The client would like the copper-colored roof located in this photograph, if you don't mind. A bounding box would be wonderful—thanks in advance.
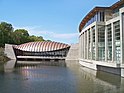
[14,41,70,52]
[79,0,124,32]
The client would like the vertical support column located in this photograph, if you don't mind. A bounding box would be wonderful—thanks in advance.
[112,23,115,62]
[82,34,84,59]
[81,34,82,58]
[95,25,98,61]
[120,11,124,65]
[80,35,82,58]
[84,32,86,59]
[91,27,93,60]
[105,26,108,62]
[79,36,81,58]
[80,35,82,59]
[82,33,84,59]
[87,30,89,59]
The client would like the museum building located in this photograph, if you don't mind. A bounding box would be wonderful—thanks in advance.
[79,0,124,77]
[13,41,70,60]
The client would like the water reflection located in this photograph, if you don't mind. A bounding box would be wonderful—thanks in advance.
[79,67,121,93]
[16,60,66,67]
[66,60,124,93]
[4,60,16,72]
[0,60,123,93]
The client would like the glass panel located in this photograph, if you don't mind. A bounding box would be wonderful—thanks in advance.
[92,26,95,60]
[88,29,91,59]
[107,24,112,61]
[98,26,105,61]
[114,21,120,63]
[85,31,87,59]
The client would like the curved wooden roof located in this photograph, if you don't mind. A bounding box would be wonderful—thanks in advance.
[14,41,70,52]
[79,0,124,32]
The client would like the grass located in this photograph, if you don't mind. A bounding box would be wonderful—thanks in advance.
[0,48,9,62]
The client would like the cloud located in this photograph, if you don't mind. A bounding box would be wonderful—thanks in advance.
[14,26,78,44]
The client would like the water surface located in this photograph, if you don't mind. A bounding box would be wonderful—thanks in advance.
[0,60,124,93]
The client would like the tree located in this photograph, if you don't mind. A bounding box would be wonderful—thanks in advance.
[12,29,45,44]
[0,22,14,47]
[0,21,46,47]
[13,29,29,44]
[28,35,44,42]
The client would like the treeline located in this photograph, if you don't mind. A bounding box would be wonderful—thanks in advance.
[0,22,45,47]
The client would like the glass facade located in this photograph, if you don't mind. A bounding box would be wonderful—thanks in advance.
[92,26,95,60]
[84,11,105,29]
[14,48,70,58]
[114,21,120,63]
[88,29,91,59]
[13,41,70,59]
[112,4,124,18]
[98,26,105,61]
[122,13,124,64]
[80,20,121,62]
[107,24,112,61]
[85,32,87,59]
[79,1,124,76]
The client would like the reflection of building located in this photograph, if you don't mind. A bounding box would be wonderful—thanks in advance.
[79,0,124,77]
[79,67,121,93]
[5,41,70,60]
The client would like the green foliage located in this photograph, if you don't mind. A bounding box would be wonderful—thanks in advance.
[0,22,46,47]
[0,22,14,47]
[13,29,30,44]
[28,35,44,42]
[46,40,51,42]
[0,47,10,62]
[0,47,4,56]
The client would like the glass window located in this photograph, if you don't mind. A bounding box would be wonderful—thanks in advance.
[113,21,120,63]
[85,31,87,59]
[98,26,105,61]
[107,24,112,61]
[88,29,91,59]
[92,26,95,60]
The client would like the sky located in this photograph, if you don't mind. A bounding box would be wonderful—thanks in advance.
[0,0,118,44]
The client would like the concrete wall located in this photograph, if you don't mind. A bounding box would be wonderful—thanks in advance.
[121,69,124,77]
[66,43,79,60]
[97,65,121,75]
[4,44,16,60]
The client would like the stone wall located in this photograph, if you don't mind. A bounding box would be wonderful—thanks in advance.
[4,44,16,60]
[66,43,79,60]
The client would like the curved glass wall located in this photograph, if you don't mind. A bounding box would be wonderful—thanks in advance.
[14,48,70,58]
[83,11,105,29]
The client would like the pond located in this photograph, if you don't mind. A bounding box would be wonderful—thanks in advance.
[0,60,124,93]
